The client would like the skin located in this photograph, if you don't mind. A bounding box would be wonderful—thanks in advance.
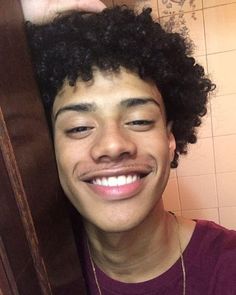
[53,68,196,282]
[20,0,106,23]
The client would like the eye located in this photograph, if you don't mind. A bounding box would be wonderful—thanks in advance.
[127,120,154,126]
[126,120,155,131]
[65,126,94,138]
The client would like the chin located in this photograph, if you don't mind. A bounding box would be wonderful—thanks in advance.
[99,223,137,234]
[88,211,150,234]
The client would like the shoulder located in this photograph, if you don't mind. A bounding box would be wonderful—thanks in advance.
[184,220,236,293]
[195,221,236,294]
[196,220,236,247]
[192,220,236,272]
[184,219,236,267]
[191,220,236,257]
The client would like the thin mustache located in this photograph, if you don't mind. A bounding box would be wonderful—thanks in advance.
[77,163,154,179]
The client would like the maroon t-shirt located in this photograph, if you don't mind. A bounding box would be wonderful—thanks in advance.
[81,220,236,294]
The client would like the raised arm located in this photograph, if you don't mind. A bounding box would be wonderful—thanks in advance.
[20,0,106,23]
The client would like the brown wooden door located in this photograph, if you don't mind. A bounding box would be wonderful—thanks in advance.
[0,0,86,294]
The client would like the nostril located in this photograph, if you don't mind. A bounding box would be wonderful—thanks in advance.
[119,151,132,158]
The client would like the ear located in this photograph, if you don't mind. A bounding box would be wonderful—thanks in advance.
[166,122,176,162]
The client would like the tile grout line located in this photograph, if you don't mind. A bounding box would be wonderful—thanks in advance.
[156,0,161,20]
[175,171,183,216]
[201,2,221,225]
[207,48,236,56]
[177,170,236,178]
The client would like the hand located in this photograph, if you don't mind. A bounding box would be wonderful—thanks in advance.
[20,0,106,23]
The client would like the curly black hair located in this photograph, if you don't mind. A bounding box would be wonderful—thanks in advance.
[27,6,215,168]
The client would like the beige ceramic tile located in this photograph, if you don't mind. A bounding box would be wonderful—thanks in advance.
[204,4,236,54]
[198,113,212,138]
[195,55,207,71]
[158,0,202,17]
[169,168,177,179]
[193,55,213,139]
[198,104,213,139]
[184,10,206,56]
[160,10,205,56]
[217,172,236,206]
[211,93,236,136]
[214,134,236,173]
[192,57,212,139]
[219,206,236,230]
[207,50,236,96]
[178,174,218,210]
[181,208,219,223]
[203,0,236,8]
[163,178,181,211]
[177,138,215,177]
[147,0,159,19]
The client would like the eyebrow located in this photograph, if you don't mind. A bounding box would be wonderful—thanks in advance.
[54,97,160,122]
[120,98,160,109]
[54,103,97,121]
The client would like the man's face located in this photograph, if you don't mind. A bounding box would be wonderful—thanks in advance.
[53,68,176,232]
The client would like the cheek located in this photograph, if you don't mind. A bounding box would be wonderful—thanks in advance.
[54,143,81,197]
[54,139,75,170]
[55,139,92,180]
[137,132,170,155]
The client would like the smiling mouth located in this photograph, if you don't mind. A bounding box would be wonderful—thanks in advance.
[82,171,150,200]
[85,172,148,187]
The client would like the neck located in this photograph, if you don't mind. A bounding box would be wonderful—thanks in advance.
[84,205,181,283]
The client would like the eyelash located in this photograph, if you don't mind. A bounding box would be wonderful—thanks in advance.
[65,126,94,134]
[126,120,155,126]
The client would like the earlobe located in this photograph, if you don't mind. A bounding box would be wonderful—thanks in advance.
[167,122,176,161]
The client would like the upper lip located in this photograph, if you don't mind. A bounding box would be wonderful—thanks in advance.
[79,165,153,182]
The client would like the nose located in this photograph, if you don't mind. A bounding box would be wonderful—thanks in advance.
[90,123,137,162]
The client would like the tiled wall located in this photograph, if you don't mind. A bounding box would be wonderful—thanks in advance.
[104,0,236,229]
[159,0,236,230]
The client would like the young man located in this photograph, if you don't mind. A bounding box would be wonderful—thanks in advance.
[27,5,236,295]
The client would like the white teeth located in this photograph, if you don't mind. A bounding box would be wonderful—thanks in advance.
[93,175,139,186]
[126,175,133,184]
[101,177,108,186]
[108,177,117,186]
[132,175,138,182]
[117,176,126,186]
[96,178,102,185]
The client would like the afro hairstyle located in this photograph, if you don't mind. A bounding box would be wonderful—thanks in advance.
[26,6,215,168]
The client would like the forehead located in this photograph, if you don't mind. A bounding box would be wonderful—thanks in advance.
[53,68,165,117]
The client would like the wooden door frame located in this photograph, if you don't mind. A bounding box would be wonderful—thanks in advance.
[0,1,86,293]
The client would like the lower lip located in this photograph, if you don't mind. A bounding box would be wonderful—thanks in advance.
[88,178,145,200]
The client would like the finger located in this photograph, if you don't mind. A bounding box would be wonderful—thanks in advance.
[56,0,106,13]
[78,0,107,12]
